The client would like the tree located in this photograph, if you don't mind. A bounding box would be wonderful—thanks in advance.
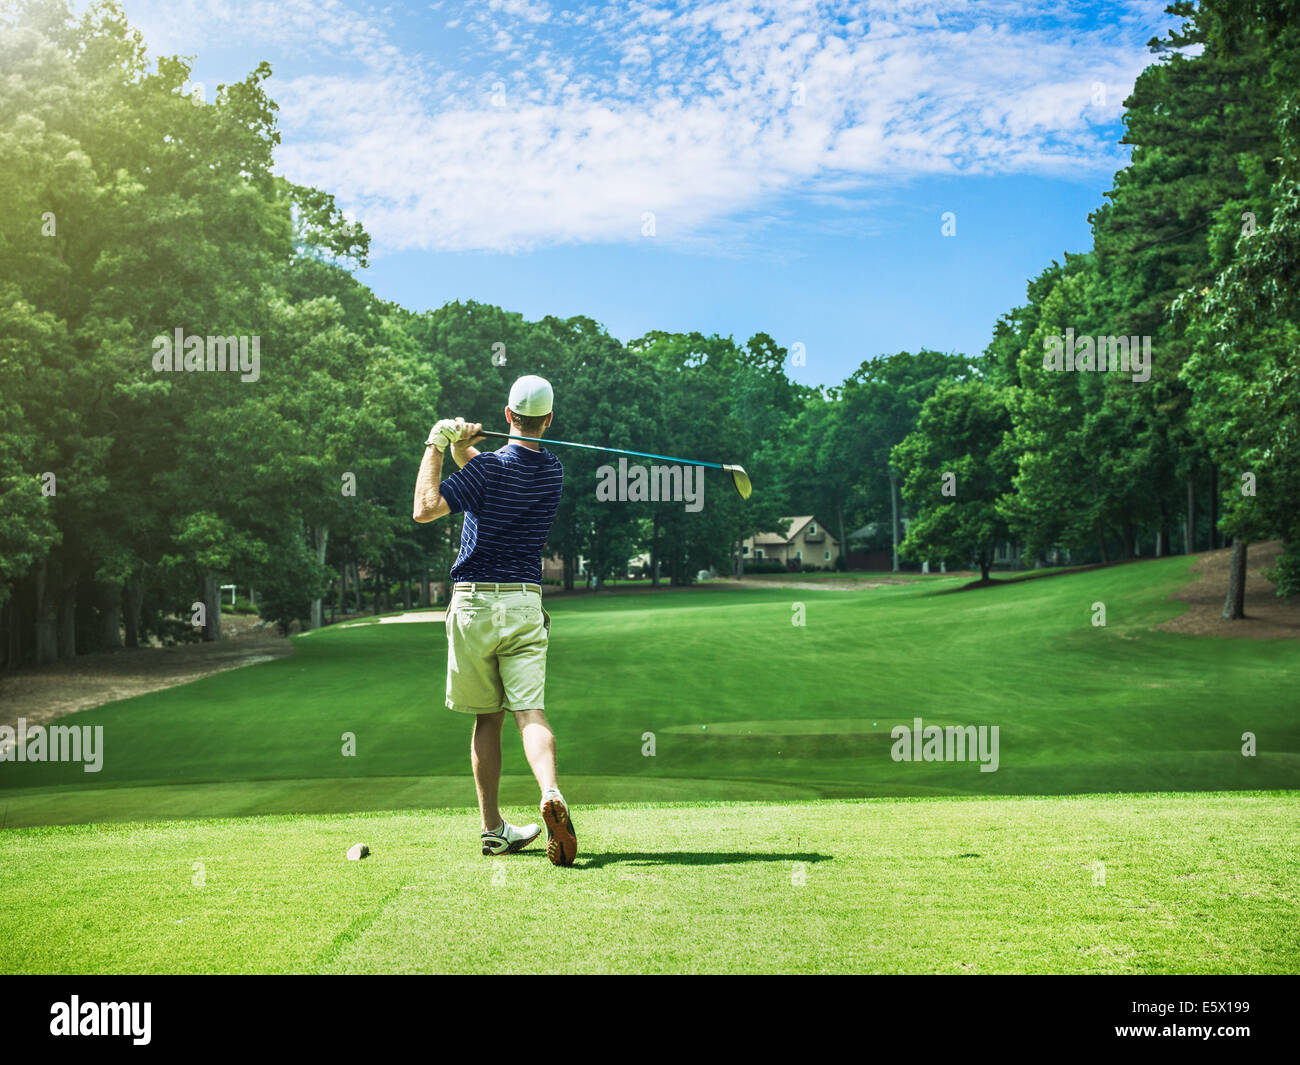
[893,381,1017,583]
[1176,90,1300,600]
[847,351,974,571]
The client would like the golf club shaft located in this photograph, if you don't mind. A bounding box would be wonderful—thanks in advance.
[477,430,730,471]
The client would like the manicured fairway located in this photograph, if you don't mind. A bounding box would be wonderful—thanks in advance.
[2,555,1298,826]
[1,792,1295,974]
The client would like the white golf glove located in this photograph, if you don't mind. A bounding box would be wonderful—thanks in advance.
[427,417,465,451]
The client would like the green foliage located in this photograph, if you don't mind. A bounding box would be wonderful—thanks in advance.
[967,0,1300,577]
[255,528,330,635]
[894,380,1016,578]
[1175,90,1300,593]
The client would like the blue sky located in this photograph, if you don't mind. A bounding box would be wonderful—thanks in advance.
[118,0,1175,386]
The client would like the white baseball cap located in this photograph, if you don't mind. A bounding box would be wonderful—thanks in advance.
[508,374,553,417]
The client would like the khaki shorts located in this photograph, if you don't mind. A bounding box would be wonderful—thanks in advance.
[445,583,551,714]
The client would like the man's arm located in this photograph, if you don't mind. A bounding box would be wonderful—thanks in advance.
[413,440,451,523]
[414,420,487,522]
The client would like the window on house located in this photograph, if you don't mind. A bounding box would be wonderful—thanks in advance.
[825,551,830,560]
[756,549,764,559]
[808,523,816,535]
[795,550,802,560]
[742,545,750,555]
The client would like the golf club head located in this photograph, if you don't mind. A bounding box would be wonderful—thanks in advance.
[724,464,752,499]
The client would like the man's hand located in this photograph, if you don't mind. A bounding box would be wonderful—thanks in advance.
[453,421,484,448]
[427,417,465,452]
[450,421,484,468]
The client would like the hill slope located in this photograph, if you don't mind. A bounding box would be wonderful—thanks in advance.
[2,556,1297,827]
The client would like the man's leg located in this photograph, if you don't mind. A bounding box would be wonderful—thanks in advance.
[472,710,505,830]
[515,708,576,866]
[513,708,557,792]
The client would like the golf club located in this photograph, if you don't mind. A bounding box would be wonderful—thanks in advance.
[477,430,752,499]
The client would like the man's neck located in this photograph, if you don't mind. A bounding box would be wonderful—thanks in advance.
[511,431,543,452]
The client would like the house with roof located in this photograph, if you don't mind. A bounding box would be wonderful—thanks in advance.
[740,516,840,570]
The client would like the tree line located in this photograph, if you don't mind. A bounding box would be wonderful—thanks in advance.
[777,0,1300,605]
[3,0,1297,669]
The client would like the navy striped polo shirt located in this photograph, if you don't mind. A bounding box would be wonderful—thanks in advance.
[438,443,564,583]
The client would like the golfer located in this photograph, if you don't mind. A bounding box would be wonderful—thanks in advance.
[412,375,576,866]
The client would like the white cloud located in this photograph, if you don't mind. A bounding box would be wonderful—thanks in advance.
[118,0,1173,253]
[488,0,552,23]
[120,0,411,76]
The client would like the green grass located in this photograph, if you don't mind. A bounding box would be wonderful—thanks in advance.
[2,791,1294,974]
[3,553,1298,827]
[2,554,1296,974]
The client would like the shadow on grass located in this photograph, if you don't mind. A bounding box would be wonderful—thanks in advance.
[927,556,1165,596]
[576,851,833,870]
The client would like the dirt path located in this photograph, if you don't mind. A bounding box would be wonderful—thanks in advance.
[334,610,447,626]
[0,617,293,730]
[1158,539,1299,639]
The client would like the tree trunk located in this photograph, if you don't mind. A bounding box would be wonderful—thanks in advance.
[2,597,20,670]
[889,470,900,572]
[100,583,123,650]
[36,562,61,665]
[1221,538,1247,620]
[1097,520,1109,564]
[1185,477,1196,554]
[980,555,990,582]
[1209,466,1219,549]
[58,576,78,660]
[838,504,847,572]
[202,571,222,642]
[1120,518,1135,560]
[421,571,431,607]
[124,580,143,648]
[309,525,329,630]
